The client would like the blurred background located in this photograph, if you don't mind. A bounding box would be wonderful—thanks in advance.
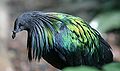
[0,0,120,71]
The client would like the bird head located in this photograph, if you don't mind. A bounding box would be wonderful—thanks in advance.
[12,12,35,39]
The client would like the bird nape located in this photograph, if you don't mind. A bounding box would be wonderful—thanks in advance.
[12,11,113,69]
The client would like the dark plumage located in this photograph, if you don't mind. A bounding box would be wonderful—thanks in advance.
[12,11,113,69]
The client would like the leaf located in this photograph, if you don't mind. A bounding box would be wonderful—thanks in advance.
[103,62,120,71]
[63,66,100,71]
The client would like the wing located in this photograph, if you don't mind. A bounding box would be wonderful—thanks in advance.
[46,13,99,51]
[46,13,113,65]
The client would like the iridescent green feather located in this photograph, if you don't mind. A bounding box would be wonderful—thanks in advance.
[48,13,97,44]
[46,12,102,61]
[28,12,112,65]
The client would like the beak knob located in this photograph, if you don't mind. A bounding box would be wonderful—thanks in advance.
[12,31,16,39]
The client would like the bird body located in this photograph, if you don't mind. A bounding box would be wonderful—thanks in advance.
[12,11,113,69]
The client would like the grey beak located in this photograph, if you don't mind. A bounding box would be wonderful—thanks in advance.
[12,31,16,39]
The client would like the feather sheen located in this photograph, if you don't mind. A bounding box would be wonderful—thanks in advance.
[24,11,113,68]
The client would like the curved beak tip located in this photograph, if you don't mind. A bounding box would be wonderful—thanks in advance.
[12,31,16,39]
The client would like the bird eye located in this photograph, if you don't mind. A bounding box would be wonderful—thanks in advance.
[19,23,23,26]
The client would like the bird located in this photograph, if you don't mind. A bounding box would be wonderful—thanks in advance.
[12,11,113,69]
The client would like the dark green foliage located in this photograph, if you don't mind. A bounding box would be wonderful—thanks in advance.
[103,62,120,71]
[63,62,120,71]
[63,66,100,71]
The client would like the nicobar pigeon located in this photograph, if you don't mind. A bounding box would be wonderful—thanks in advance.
[12,11,113,69]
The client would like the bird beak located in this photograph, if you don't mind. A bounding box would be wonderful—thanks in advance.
[12,28,21,39]
[12,31,16,39]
